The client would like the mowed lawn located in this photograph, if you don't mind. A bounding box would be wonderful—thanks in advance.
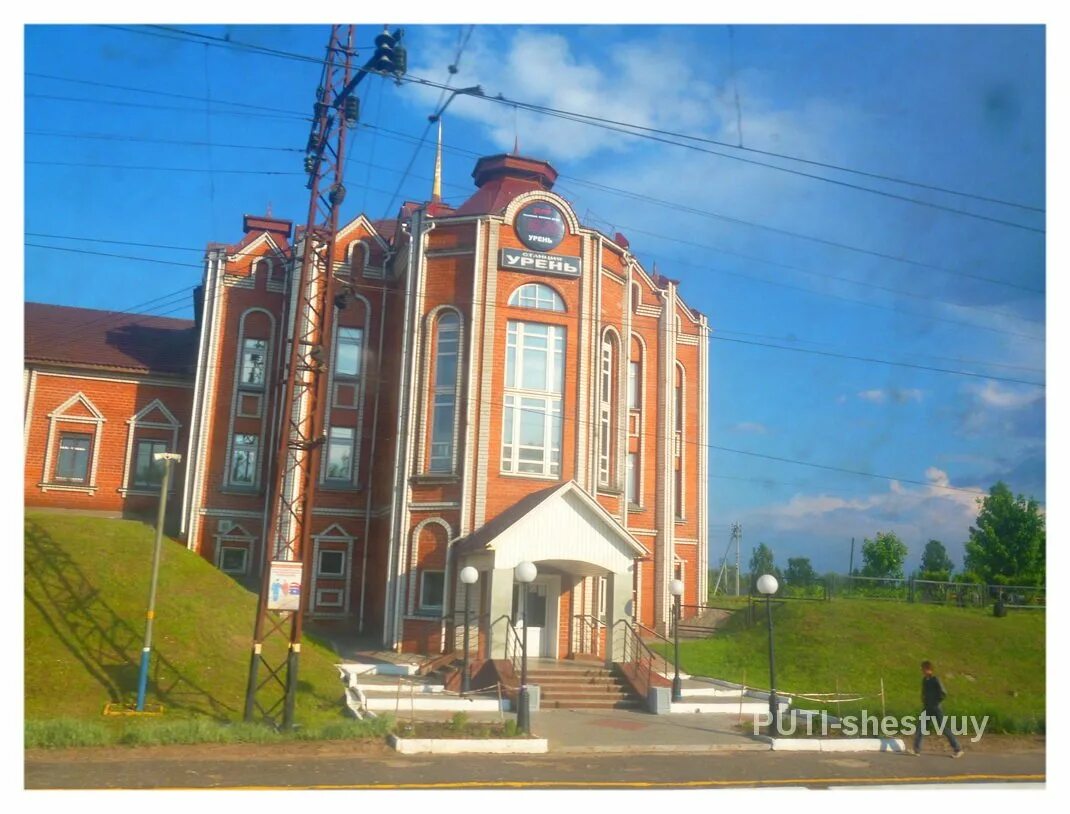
[674,598,1045,732]
[24,511,347,726]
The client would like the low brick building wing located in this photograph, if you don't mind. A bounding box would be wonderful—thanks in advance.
[24,149,711,658]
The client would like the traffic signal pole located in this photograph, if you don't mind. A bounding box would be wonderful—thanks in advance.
[243,25,406,729]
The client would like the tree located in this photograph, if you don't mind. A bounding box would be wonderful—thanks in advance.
[964,482,1045,586]
[860,531,908,579]
[919,539,953,581]
[748,543,780,592]
[785,557,817,587]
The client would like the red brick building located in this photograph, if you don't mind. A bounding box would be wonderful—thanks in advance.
[24,150,710,659]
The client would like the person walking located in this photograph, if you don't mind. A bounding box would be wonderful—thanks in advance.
[911,660,964,757]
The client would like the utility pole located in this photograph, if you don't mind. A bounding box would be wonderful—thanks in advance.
[734,521,742,597]
[136,452,182,712]
[243,24,406,730]
[849,537,855,578]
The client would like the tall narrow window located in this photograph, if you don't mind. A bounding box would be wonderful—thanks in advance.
[55,433,91,483]
[501,321,565,477]
[430,312,460,472]
[335,327,364,379]
[674,363,685,520]
[239,338,267,388]
[626,451,639,505]
[231,433,258,486]
[628,361,640,411]
[598,336,615,487]
[325,426,354,482]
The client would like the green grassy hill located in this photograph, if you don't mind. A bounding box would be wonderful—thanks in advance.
[675,599,1045,732]
[24,511,347,728]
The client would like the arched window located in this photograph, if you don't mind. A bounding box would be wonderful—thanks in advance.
[429,311,462,473]
[630,281,642,313]
[508,283,565,312]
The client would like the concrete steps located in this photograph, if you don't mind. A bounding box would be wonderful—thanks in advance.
[525,662,644,711]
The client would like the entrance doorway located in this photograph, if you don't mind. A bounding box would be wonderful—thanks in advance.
[512,575,559,658]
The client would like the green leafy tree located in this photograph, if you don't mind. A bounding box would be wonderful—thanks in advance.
[860,531,908,579]
[748,543,780,592]
[919,539,953,581]
[785,557,817,587]
[964,482,1045,586]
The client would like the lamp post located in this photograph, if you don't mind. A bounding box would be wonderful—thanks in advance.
[669,578,684,702]
[459,566,479,696]
[136,452,182,712]
[515,561,537,734]
[756,573,780,735]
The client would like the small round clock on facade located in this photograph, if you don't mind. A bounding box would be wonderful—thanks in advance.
[514,201,566,252]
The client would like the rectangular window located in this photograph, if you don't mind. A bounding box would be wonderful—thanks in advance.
[502,321,565,478]
[231,433,258,485]
[335,327,364,379]
[240,338,267,388]
[219,546,248,575]
[55,433,92,482]
[598,404,611,485]
[317,549,346,577]
[675,469,684,520]
[420,571,445,612]
[430,393,456,472]
[133,439,168,488]
[628,361,640,410]
[598,576,608,621]
[325,426,354,482]
[626,452,639,505]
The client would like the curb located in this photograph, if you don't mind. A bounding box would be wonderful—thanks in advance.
[554,743,772,754]
[388,734,549,755]
[770,737,906,753]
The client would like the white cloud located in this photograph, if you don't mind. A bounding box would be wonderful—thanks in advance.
[974,380,1044,410]
[856,388,923,404]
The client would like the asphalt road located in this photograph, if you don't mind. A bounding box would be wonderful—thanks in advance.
[24,743,1045,790]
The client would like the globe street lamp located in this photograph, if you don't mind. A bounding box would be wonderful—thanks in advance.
[459,566,479,697]
[669,578,685,702]
[515,561,537,734]
[756,573,780,736]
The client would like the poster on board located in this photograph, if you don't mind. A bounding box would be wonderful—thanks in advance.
[267,561,303,611]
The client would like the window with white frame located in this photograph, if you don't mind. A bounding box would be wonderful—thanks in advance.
[317,548,346,577]
[674,364,685,519]
[508,282,565,312]
[55,433,92,483]
[628,360,640,411]
[325,426,354,482]
[239,338,268,388]
[429,311,460,472]
[335,326,364,379]
[598,336,614,487]
[133,439,168,488]
[419,571,445,612]
[626,451,639,505]
[231,433,258,486]
[502,321,564,477]
[219,546,249,575]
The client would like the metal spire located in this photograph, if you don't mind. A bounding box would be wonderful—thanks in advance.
[431,118,443,203]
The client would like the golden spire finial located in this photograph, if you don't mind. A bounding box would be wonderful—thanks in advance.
[431,118,443,204]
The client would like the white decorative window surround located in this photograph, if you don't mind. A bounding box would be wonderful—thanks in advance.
[310,524,355,616]
[39,392,105,493]
[215,523,255,576]
[406,518,452,618]
[419,571,446,613]
[508,282,565,312]
[320,313,367,488]
[426,308,463,474]
[224,308,275,490]
[119,399,182,496]
[674,361,686,521]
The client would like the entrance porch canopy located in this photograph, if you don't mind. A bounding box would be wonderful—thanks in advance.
[452,481,649,573]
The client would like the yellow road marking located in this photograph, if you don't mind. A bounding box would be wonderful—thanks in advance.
[162,773,1045,791]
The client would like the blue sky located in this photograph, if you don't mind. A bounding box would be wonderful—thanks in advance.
[22,21,1048,577]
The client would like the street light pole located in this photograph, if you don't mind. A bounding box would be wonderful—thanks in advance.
[669,578,684,702]
[459,566,479,696]
[136,452,181,712]
[515,561,537,734]
[756,573,780,736]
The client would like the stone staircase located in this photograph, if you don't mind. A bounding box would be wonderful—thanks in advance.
[527,661,644,710]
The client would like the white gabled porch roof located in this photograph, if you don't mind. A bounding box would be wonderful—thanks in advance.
[453,481,648,575]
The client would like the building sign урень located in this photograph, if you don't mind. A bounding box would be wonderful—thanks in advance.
[499,248,582,277]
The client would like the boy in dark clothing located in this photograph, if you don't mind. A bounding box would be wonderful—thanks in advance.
[911,660,963,757]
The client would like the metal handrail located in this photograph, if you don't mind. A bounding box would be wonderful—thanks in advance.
[632,621,675,676]
[498,614,524,679]
[572,613,604,657]
[615,619,664,693]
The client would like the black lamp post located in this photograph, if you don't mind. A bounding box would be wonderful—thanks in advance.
[459,566,479,696]
[757,573,780,736]
[515,561,537,734]
[669,578,684,702]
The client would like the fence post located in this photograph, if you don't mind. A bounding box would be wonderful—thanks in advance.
[908,577,914,603]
